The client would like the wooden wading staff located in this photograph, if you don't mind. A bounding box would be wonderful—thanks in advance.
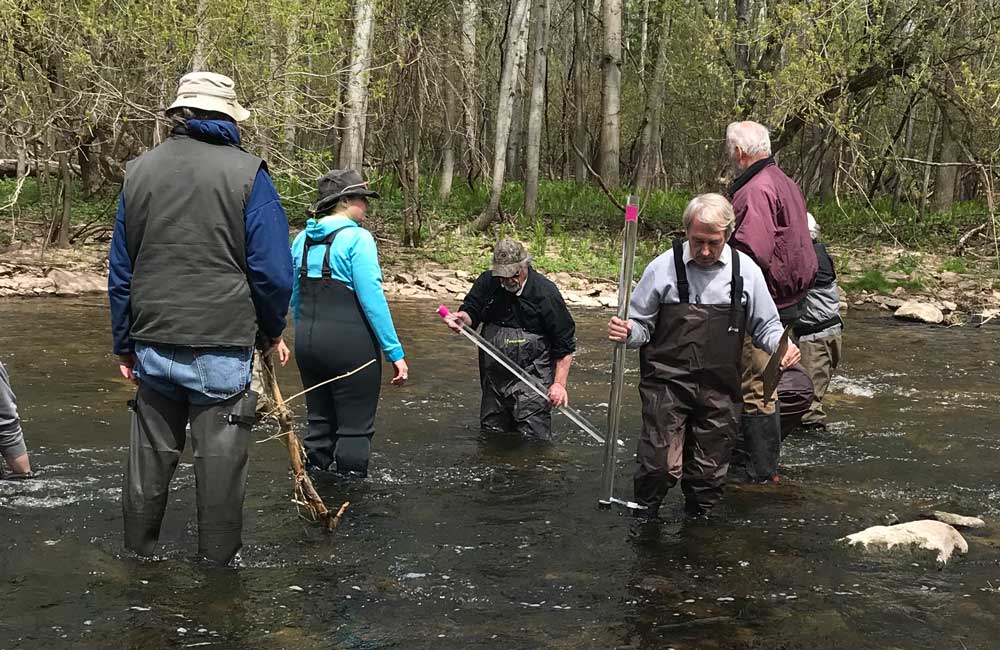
[261,351,348,531]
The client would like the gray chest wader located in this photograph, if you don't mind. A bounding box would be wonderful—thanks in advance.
[123,381,258,566]
[479,323,554,440]
[635,240,745,517]
[294,230,382,476]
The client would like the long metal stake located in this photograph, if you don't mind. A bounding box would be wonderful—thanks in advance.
[437,305,615,446]
[599,195,640,510]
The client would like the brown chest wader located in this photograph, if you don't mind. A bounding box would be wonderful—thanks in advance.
[635,240,745,517]
[294,230,382,477]
[123,382,258,566]
[479,323,555,440]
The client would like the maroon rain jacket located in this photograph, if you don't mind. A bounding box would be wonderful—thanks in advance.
[729,159,817,309]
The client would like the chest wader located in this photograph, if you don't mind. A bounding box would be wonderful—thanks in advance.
[635,240,745,518]
[123,383,258,566]
[294,230,382,476]
[479,323,554,440]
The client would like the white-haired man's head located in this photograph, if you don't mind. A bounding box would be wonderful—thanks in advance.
[726,121,772,172]
[683,193,735,267]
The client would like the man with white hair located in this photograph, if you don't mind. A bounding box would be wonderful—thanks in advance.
[793,213,843,431]
[608,194,798,519]
[108,72,293,564]
[725,120,817,482]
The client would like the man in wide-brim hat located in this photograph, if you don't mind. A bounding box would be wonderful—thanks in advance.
[108,70,293,565]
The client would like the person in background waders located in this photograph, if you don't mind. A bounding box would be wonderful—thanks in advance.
[108,72,293,565]
[608,194,799,519]
[725,120,817,483]
[443,239,576,440]
[290,169,408,478]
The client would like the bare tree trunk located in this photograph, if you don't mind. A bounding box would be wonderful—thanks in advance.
[599,0,622,187]
[634,9,669,191]
[932,104,959,214]
[340,0,377,172]
[572,0,588,182]
[56,150,72,248]
[473,0,531,231]
[505,69,527,181]
[192,0,210,70]
[461,0,481,182]
[440,89,458,200]
[523,0,551,218]
[919,103,941,221]
[638,0,650,71]
[283,8,300,155]
[734,0,750,107]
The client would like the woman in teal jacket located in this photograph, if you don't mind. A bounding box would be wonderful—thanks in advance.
[291,169,408,476]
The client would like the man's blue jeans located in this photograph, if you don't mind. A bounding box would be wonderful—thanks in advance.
[134,344,253,404]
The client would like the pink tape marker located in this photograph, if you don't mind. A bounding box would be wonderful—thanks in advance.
[437,304,450,318]
[625,204,638,222]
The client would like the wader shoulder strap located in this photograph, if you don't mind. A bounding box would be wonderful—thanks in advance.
[729,248,743,333]
[672,238,689,304]
[300,228,343,279]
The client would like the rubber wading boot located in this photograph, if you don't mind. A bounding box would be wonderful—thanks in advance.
[730,409,781,484]
[189,390,257,566]
[334,435,372,477]
[123,385,189,557]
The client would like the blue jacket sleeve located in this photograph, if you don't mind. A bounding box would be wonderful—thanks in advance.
[289,231,305,325]
[107,193,133,355]
[350,230,405,362]
[245,168,293,339]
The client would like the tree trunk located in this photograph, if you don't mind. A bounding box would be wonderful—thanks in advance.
[523,0,551,218]
[283,6,300,155]
[734,0,750,107]
[340,0,377,172]
[505,69,527,181]
[55,152,72,248]
[633,9,669,191]
[473,0,531,231]
[573,0,589,182]
[599,0,622,187]
[192,0,210,70]
[461,0,481,182]
[638,0,651,71]
[931,104,959,214]
[440,89,458,200]
[919,103,941,221]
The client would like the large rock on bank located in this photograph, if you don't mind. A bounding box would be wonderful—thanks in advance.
[841,520,968,564]
[893,301,944,324]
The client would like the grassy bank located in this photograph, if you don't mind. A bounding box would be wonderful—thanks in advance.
[2,176,997,287]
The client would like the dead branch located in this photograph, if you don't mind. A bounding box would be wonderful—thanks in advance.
[260,353,346,531]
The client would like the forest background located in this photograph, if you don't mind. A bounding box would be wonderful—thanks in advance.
[2,0,999,289]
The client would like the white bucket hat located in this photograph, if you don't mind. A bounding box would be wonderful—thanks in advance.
[167,71,251,122]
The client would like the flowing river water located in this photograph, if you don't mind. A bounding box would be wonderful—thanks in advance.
[1,297,999,649]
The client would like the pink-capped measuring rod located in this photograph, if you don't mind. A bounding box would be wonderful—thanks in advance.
[599,194,641,510]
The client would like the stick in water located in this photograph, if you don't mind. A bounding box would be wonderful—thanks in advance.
[260,352,347,531]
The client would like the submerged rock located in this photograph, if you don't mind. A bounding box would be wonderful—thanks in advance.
[893,301,944,324]
[929,511,985,529]
[841,520,968,564]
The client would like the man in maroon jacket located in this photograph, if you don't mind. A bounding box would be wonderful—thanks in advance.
[726,120,817,483]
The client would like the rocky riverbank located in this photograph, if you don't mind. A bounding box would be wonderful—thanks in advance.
[3,240,999,326]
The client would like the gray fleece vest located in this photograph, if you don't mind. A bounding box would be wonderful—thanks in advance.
[123,133,263,347]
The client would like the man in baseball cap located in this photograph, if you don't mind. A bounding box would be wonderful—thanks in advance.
[108,70,293,565]
[442,239,576,441]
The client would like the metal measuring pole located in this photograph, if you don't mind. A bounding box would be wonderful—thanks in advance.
[598,195,640,510]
